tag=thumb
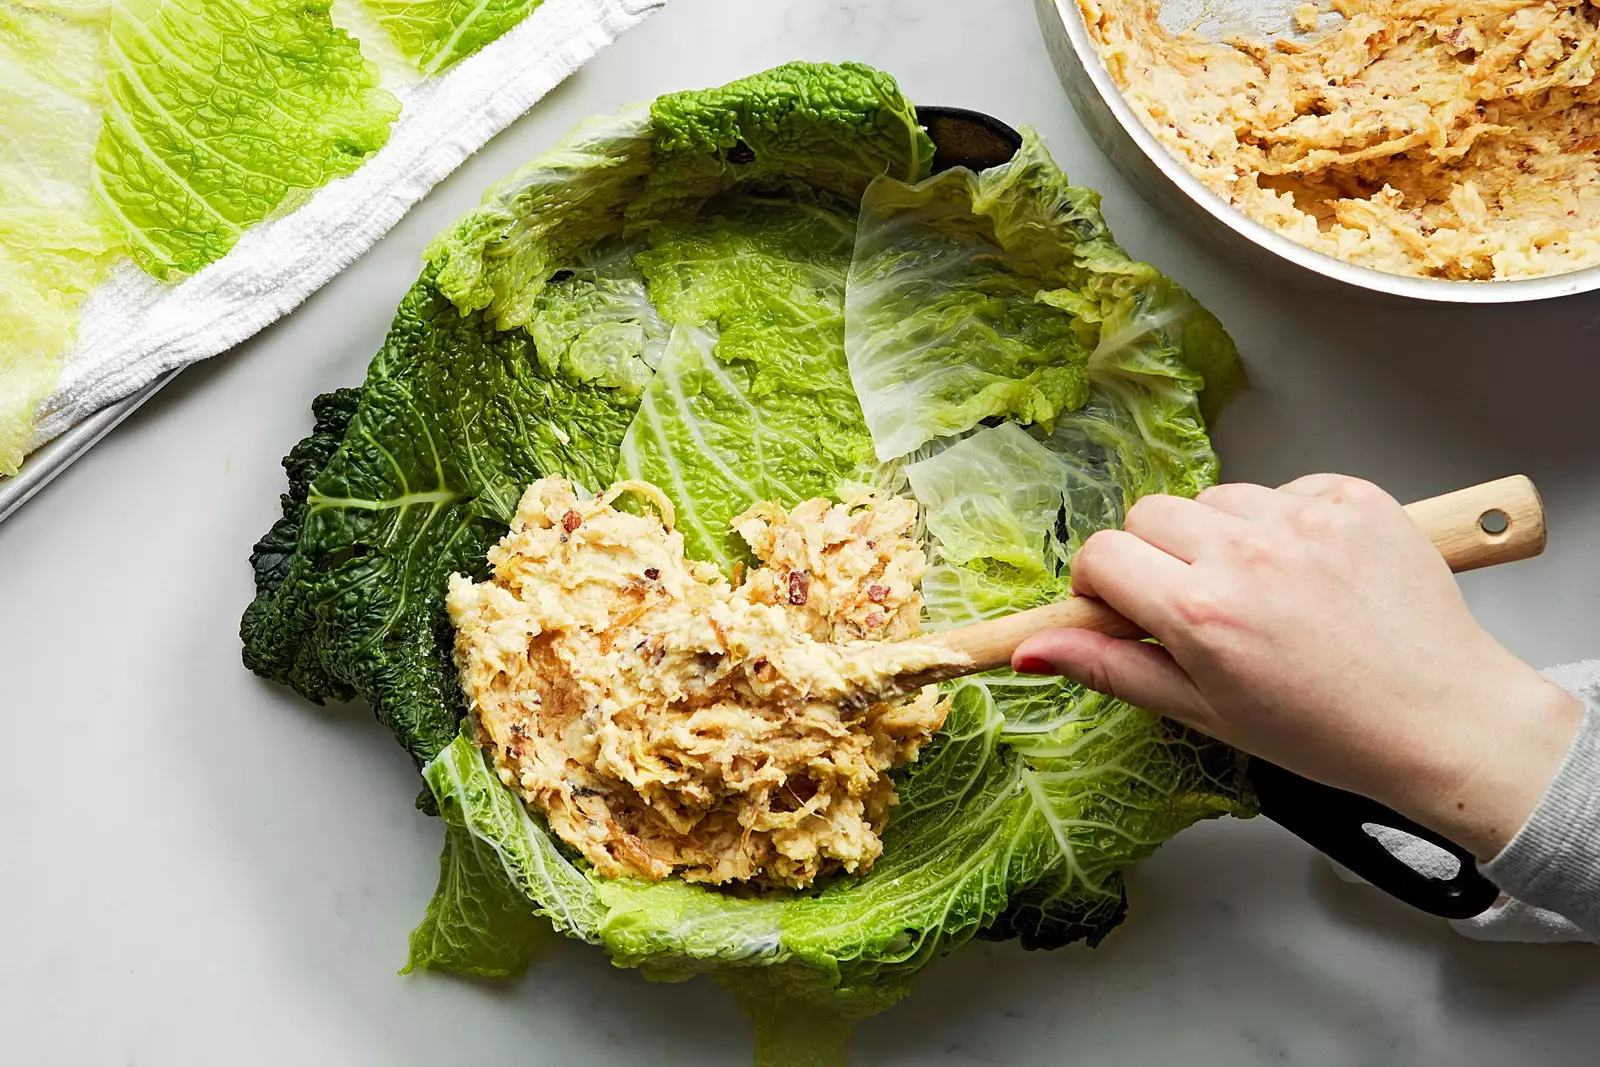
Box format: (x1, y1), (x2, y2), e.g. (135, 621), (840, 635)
(1013, 629), (1206, 723)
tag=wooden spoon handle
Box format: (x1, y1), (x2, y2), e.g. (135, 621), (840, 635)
(912, 474), (1547, 683)
(1404, 474), (1545, 573)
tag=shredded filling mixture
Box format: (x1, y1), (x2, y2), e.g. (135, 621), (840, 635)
(446, 478), (965, 888)
(1084, 0), (1600, 279)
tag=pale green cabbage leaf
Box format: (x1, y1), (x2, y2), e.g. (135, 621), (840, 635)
(426, 61), (933, 333)
(94, 0), (399, 278)
(2, 0), (574, 474)
(906, 421), (1073, 575)
(619, 195), (871, 567)
(0, 0), (123, 474)
(358, 0), (544, 75)
(526, 246), (667, 397)
(846, 128), (1243, 461)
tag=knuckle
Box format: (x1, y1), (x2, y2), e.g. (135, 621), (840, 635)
(1337, 476), (1384, 504)
(1317, 474), (1386, 510)
(1196, 482), (1250, 507)
(1173, 585), (1236, 630)
(1228, 530), (1276, 566)
(1095, 642), (1145, 700)
(1280, 472), (1331, 495)
(1083, 657), (1121, 698)
(1123, 494), (1167, 530)
(1071, 530), (1112, 577)
(1286, 501), (1335, 539)
(1078, 528), (1120, 560)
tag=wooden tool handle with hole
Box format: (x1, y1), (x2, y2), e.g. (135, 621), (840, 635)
(902, 474), (1547, 686)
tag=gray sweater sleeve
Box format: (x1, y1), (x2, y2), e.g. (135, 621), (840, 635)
(1481, 691), (1600, 941)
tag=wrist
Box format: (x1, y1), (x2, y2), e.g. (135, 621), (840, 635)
(1388, 661), (1584, 861)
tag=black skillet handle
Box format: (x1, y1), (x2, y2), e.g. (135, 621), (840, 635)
(1249, 758), (1502, 919)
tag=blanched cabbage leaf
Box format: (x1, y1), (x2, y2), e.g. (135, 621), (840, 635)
(3, 0), (583, 475)
(402, 733), (564, 977)
(846, 129), (1242, 461)
(242, 63), (1251, 1067)
(427, 62), (933, 332)
(526, 247), (667, 396)
(619, 196), (871, 567)
(359, 0), (544, 74)
(0, 0), (123, 474)
(94, 0), (399, 278)
(427, 105), (658, 332)
(906, 422), (1073, 575)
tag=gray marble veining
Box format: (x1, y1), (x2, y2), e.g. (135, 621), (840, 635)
(4, 1), (1598, 1064)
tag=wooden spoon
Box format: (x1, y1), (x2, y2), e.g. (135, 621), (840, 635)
(886, 475), (1547, 690)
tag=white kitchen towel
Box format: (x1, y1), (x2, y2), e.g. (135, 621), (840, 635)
(1331, 659), (1600, 944)
(25, 0), (666, 453)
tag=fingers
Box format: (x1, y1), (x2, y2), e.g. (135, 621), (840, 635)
(1013, 629), (1205, 722)
(1068, 528), (1190, 635)
(1195, 481), (1293, 521)
(1273, 474), (1417, 547)
(1121, 493), (1249, 564)
(1278, 472), (1394, 508)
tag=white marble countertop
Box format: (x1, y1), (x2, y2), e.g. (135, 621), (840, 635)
(5, 1), (1600, 1063)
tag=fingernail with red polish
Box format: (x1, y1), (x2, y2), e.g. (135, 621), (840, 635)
(1014, 656), (1057, 675)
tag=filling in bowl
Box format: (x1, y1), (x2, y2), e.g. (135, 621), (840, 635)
(1084, 0), (1600, 280)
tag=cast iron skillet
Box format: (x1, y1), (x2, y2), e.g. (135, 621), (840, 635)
(916, 106), (1501, 921)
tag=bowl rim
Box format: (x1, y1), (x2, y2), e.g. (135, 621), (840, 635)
(1043, 0), (1600, 304)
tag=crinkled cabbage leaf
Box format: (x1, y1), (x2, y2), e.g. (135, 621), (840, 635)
(0, 0), (124, 473)
(94, 0), (399, 278)
(240, 271), (642, 772)
(620, 195), (872, 566)
(359, 0), (545, 74)
(2, 0), (587, 472)
(241, 63), (1252, 1067)
(426, 61), (932, 332)
(846, 129), (1243, 461)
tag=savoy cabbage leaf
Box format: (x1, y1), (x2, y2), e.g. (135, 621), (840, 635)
(906, 421), (1074, 575)
(526, 247), (667, 396)
(402, 742), (560, 978)
(619, 195), (872, 567)
(94, 0), (399, 278)
(241, 273), (641, 770)
(846, 128), (1241, 461)
(424, 105), (657, 331)
(0, 0), (124, 473)
(426, 62), (933, 333)
(406, 733), (605, 973)
(358, 0), (543, 75)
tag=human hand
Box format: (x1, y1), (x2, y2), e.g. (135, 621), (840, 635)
(1012, 474), (1583, 860)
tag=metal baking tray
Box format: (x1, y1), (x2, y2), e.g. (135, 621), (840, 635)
(1034, 0), (1600, 303)
(0, 371), (179, 525)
